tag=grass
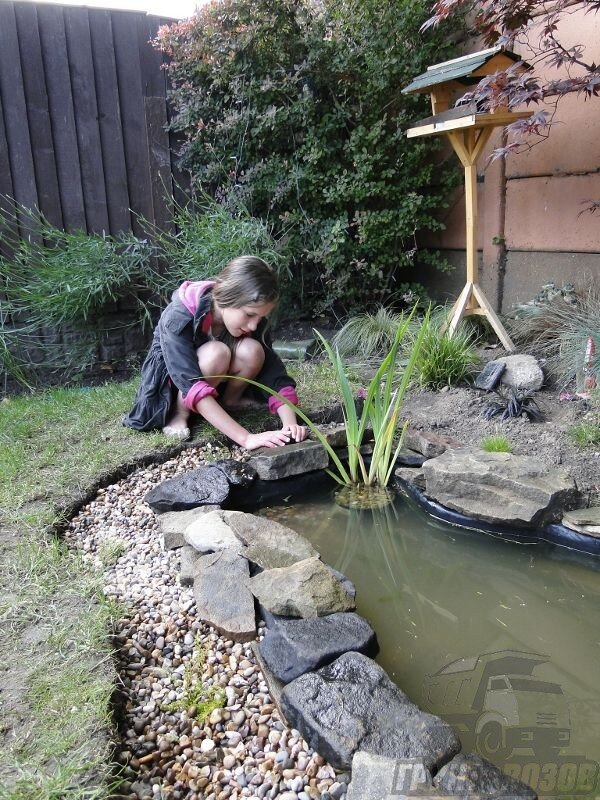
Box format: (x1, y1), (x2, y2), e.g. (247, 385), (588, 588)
(414, 312), (480, 390)
(0, 362), (340, 799)
(331, 307), (409, 362)
(480, 433), (514, 453)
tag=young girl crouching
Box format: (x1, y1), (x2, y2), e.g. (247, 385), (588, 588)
(123, 256), (307, 450)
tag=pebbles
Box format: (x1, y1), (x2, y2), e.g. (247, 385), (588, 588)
(66, 446), (347, 799)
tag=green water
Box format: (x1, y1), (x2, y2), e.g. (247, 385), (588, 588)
(259, 491), (600, 791)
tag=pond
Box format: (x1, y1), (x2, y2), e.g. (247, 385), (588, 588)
(258, 489), (600, 791)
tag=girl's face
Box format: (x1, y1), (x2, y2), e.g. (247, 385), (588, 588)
(219, 300), (275, 338)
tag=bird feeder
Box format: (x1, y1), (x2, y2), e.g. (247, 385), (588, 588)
(403, 47), (533, 351)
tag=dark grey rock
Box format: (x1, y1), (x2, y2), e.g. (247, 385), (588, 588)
(193, 549), (256, 642)
(422, 448), (579, 526)
(213, 458), (257, 487)
(346, 752), (436, 800)
(280, 652), (460, 771)
(249, 557), (355, 618)
(475, 361), (506, 391)
(179, 545), (199, 587)
(248, 440), (329, 480)
(158, 505), (222, 549)
(222, 510), (319, 569)
(145, 467), (230, 513)
(396, 448), (427, 467)
(434, 753), (537, 799)
(259, 611), (377, 683)
(250, 641), (289, 727)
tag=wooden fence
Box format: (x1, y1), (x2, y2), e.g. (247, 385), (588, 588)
(0, 1), (185, 240)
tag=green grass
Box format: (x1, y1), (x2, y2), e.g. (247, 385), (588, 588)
(569, 417), (600, 448)
(480, 433), (514, 453)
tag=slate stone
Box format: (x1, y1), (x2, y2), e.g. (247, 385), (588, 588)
(259, 611), (378, 683)
(179, 545), (199, 587)
(222, 510), (319, 569)
(250, 641), (289, 727)
(496, 354), (544, 393)
(249, 557), (355, 618)
(145, 467), (230, 513)
(346, 752), (436, 800)
(474, 361), (506, 391)
(184, 510), (240, 553)
(248, 440), (329, 480)
(159, 505), (222, 550)
(280, 652), (460, 771)
(396, 448), (427, 467)
(193, 549), (256, 642)
(563, 507), (600, 528)
(404, 429), (464, 458)
(213, 458), (257, 487)
(422, 448), (579, 527)
(395, 467), (426, 489)
(433, 753), (537, 799)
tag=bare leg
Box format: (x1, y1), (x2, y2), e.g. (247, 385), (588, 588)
(162, 341), (232, 438)
(221, 338), (265, 409)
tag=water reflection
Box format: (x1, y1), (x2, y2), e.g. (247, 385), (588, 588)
(259, 493), (600, 766)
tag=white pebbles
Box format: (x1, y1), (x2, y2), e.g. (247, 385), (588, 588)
(66, 446), (347, 800)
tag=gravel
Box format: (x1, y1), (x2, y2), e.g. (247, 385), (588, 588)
(65, 445), (346, 800)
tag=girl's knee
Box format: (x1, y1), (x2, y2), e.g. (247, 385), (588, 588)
(197, 340), (231, 373)
(233, 337), (265, 376)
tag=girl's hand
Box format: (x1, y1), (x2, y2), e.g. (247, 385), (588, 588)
(243, 429), (293, 450)
(282, 424), (307, 442)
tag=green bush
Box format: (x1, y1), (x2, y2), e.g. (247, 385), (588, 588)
(413, 310), (480, 389)
(155, 0), (460, 314)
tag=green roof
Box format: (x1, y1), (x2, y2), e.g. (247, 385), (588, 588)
(402, 47), (523, 94)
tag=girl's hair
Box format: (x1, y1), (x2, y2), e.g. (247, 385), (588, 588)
(212, 256), (279, 309)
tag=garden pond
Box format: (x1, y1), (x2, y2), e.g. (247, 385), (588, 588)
(258, 488), (600, 786)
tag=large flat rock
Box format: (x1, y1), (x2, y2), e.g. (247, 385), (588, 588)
(221, 510), (319, 569)
(184, 510), (240, 553)
(248, 440), (329, 480)
(259, 610), (377, 683)
(193, 549), (256, 642)
(280, 652), (460, 771)
(422, 448), (578, 526)
(249, 557), (355, 618)
(346, 752), (435, 800)
(158, 505), (221, 550)
(434, 753), (537, 799)
(145, 466), (230, 513)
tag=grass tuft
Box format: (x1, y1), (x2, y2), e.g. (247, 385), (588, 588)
(480, 433), (514, 453)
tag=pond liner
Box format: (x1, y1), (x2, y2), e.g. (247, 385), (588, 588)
(396, 477), (600, 557)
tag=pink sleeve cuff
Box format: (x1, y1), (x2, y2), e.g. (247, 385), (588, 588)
(268, 385), (298, 414)
(183, 381), (218, 411)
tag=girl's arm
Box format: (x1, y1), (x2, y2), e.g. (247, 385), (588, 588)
(195, 394), (293, 450)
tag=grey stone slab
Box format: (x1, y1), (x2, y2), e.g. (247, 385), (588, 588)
(433, 753), (537, 799)
(422, 448), (579, 527)
(346, 752), (436, 800)
(222, 510), (319, 569)
(248, 440), (329, 480)
(259, 610), (377, 683)
(179, 545), (199, 587)
(563, 507), (600, 527)
(280, 652), (460, 771)
(249, 557), (355, 618)
(272, 339), (316, 360)
(250, 641), (289, 728)
(193, 549), (256, 642)
(145, 466), (230, 513)
(395, 467), (426, 489)
(159, 505), (222, 550)
(474, 360), (506, 391)
(184, 510), (240, 553)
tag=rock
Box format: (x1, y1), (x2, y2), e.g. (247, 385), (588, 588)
(496, 354), (544, 393)
(249, 557), (355, 618)
(327, 567), (356, 601)
(250, 641), (290, 727)
(395, 467), (426, 489)
(213, 459), (257, 487)
(221, 510), (319, 569)
(281, 652), (460, 771)
(403, 429), (464, 459)
(184, 510), (240, 554)
(396, 448), (427, 467)
(248, 440), (329, 480)
(433, 753), (537, 799)
(145, 467), (230, 513)
(562, 507), (600, 534)
(422, 448), (579, 527)
(474, 361), (506, 392)
(193, 549), (256, 641)
(259, 611), (378, 683)
(179, 545), (199, 586)
(272, 339), (316, 360)
(346, 752), (435, 800)
(158, 505), (221, 550)
(313, 423), (348, 448)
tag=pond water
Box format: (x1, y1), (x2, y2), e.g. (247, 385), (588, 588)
(259, 490), (600, 792)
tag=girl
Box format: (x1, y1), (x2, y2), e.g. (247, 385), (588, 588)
(123, 256), (307, 450)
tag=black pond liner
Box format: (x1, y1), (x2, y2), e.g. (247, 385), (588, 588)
(397, 477), (600, 557)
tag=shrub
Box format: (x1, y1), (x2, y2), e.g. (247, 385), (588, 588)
(155, 0), (461, 314)
(413, 310), (480, 389)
